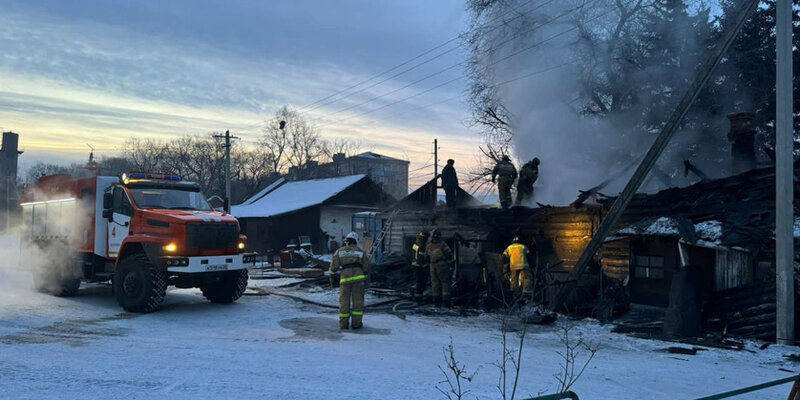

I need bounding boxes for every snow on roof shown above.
[232,175,366,218]
[352,152,408,163]
[616,217,724,243]
[241,177,285,206]
[617,217,681,237]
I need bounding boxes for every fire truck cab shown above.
[21,172,257,313]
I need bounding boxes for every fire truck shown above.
[20,172,257,313]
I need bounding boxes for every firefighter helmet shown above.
[532,157,540,166]
[418,230,430,239]
[430,229,442,241]
[345,231,359,244]
[512,235,521,243]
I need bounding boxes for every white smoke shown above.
[0,187,90,311]
[474,0,735,205]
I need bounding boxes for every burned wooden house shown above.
[380,158,799,341]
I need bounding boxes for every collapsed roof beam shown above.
[550,0,760,311]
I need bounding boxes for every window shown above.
[633,255,665,279]
[113,187,133,216]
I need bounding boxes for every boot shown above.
[433,296,442,307]
[339,318,350,330]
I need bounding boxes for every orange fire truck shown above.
[20,172,256,312]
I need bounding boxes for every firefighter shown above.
[502,235,533,299]
[515,157,539,206]
[492,155,518,209]
[426,229,455,307]
[330,231,370,330]
[440,159,459,209]
[410,230,430,302]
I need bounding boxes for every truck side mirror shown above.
[102,209,113,220]
[103,192,113,210]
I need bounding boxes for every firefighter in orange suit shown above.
[502,236,533,296]
[426,229,455,307]
[330,232,370,329]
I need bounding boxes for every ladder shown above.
[367,209,399,261]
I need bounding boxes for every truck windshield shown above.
[129,188,212,211]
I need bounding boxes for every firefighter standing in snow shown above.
[492,155,518,209]
[330,232,370,329]
[410,230,430,302]
[426,229,454,307]
[503,236,534,297]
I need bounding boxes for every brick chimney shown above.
[727,112,756,174]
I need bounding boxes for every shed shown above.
[232,175,393,254]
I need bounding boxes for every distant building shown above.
[287,152,409,200]
[232,175,394,254]
[0,132,21,230]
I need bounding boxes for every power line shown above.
[318,4,613,129]
[298,0,558,114]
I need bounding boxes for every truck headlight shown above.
[238,242,245,250]
[163,242,177,252]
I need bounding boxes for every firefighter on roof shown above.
[410,230,430,302]
[516,157,539,206]
[492,155,518,209]
[426,229,455,307]
[503,235,534,299]
[330,231,370,329]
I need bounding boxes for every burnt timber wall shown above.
[384,206,602,272]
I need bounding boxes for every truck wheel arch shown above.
[116,241,162,268]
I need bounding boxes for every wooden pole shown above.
[775,0,795,345]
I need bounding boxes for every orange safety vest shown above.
[503,243,529,271]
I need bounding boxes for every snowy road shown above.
[0,282,797,400]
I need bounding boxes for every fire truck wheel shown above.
[53,277,81,297]
[113,253,167,313]
[200,269,248,304]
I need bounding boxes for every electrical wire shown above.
[295,0,545,113]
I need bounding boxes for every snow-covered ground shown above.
[0,278,798,400]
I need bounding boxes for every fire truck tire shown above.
[54,277,81,297]
[200,269,248,304]
[113,253,167,313]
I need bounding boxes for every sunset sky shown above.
[0,0,483,191]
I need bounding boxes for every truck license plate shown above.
[205,264,229,271]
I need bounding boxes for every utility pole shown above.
[214,130,239,213]
[433,138,439,207]
[776,0,794,345]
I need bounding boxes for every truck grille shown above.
[185,223,238,250]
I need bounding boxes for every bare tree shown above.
[553,320,599,393]
[320,137,363,162]
[436,338,480,400]
[260,105,323,172]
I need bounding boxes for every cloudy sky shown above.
[0,0,481,190]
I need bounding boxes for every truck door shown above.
[107,187,133,258]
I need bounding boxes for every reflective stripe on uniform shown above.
[352,311,364,316]
[339,313,350,319]
[338,250,364,259]
[340,274,366,283]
